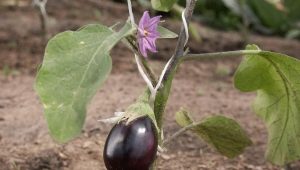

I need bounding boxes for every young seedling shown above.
[35,0,300,169]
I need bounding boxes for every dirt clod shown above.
[19,150,65,170]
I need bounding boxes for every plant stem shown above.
[126,0,157,90]
[140,56,157,86]
[154,0,197,131]
[127,0,135,25]
[32,0,48,42]
[124,37,157,85]
[158,0,197,86]
[182,50,261,61]
[163,123,195,145]
[238,0,250,44]
[134,54,155,94]
[33,0,48,40]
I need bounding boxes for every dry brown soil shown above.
[1,0,300,169]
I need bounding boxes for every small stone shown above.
[82,141,93,149]
[63,161,69,167]
[161,154,171,160]
[58,152,68,159]
[83,132,89,138]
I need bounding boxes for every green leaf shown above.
[286,29,300,40]
[158,26,178,39]
[176,113,252,158]
[246,0,288,33]
[35,23,134,143]
[154,53,179,138]
[284,0,300,21]
[189,23,202,43]
[154,65,176,128]
[234,44,300,165]
[194,116,252,158]
[175,109,193,127]
[124,89,159,131]
[222,0,246,16]
[125,101,159,131]
[151,0,177,12]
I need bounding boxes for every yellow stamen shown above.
[144,30,149,36]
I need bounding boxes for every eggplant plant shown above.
[35,0,300,169]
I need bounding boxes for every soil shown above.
[1,0,300,170]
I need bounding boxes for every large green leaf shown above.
[35,23,134,143]
[175,110,252,158]
[151,0,177,12]
[234,45,300,165]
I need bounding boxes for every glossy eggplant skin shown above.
[103,116,158,170]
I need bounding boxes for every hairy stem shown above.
[127,0,135,24]
[154,0,197,131]
[163,123,195,145]
[126,0,159,97]
[134,54,155,94]
[124,37,157,85]
[182,50,261,61]
[239,0,250,44]
[33,0,48,40]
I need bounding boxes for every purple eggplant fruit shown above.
[103,116,158,170]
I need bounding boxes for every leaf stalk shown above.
[182,50,261,61]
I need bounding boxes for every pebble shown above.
[58,152,68,159]
[82,141,94,149]
[161,153,175,160]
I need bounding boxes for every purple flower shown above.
[138,11,161,58]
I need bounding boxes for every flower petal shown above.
[139,37,148,57]
[144,38,157,53]
[148,30,160,38]
[137,11,161,58]
[146,16,161,28]
[139,11,151,30]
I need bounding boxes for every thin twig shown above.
[163,123,195,145]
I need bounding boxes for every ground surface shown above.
[1,0,300,170]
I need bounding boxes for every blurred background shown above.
[0,0,299,74]
[0,0,300,169]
